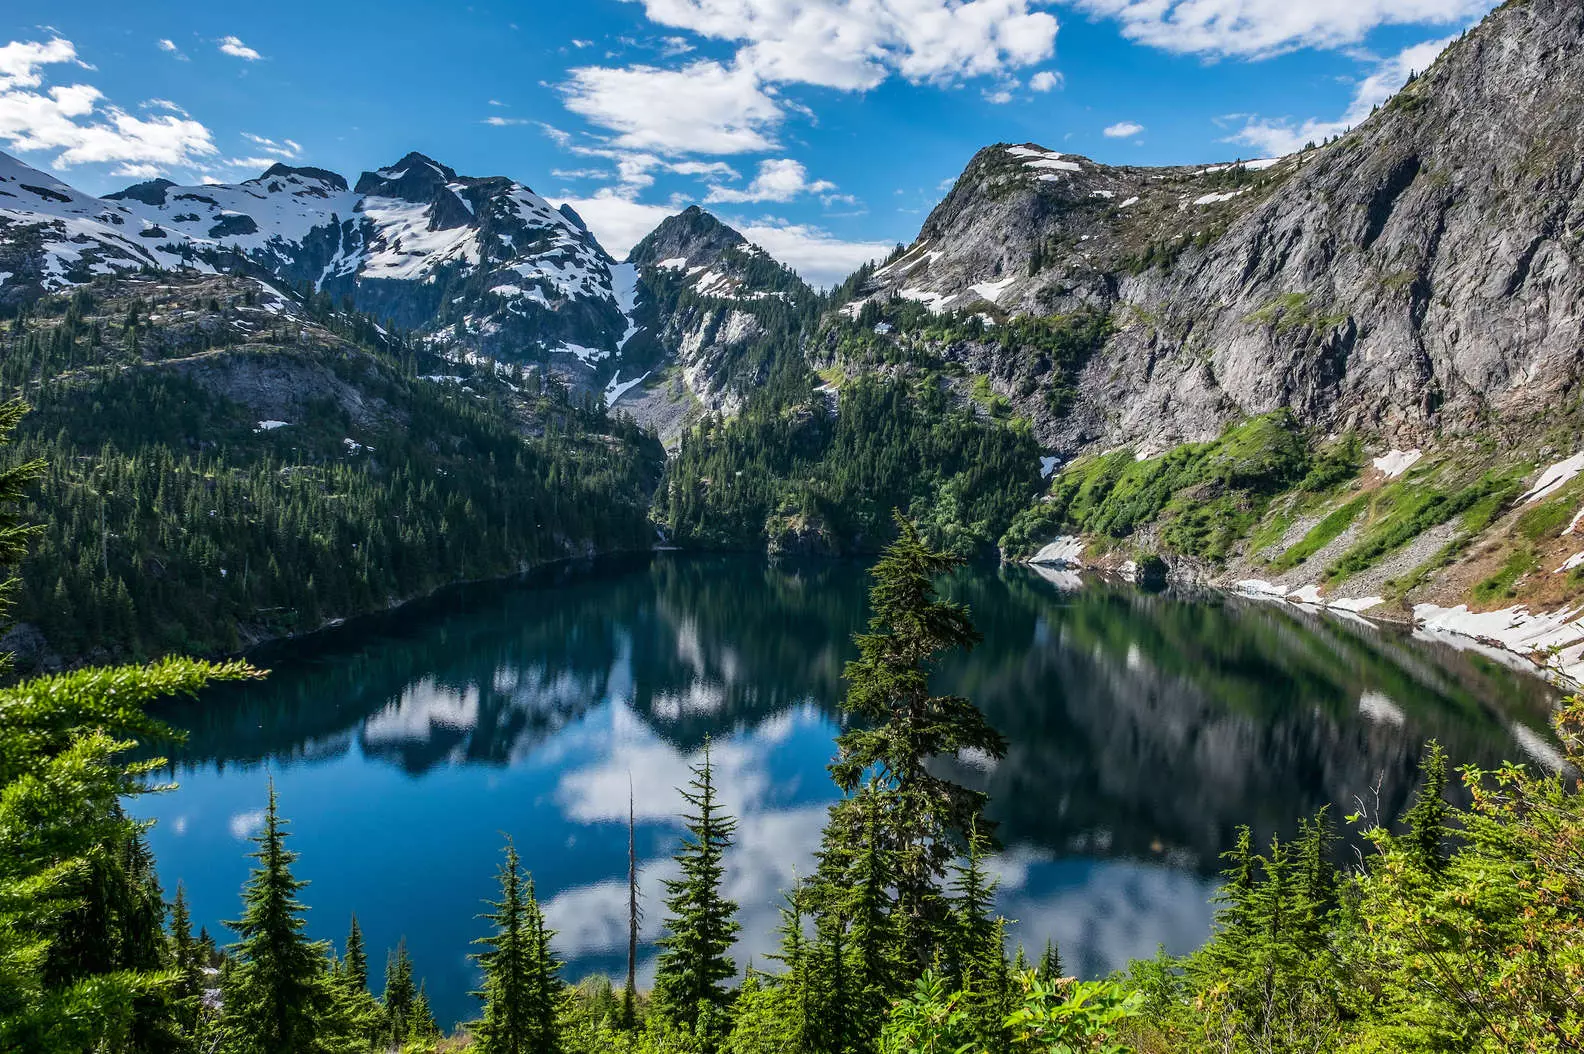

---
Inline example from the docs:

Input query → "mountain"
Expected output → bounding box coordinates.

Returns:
[616,206,819,445]
[658,0,1584,682]
[0,151,193,286]
[852,0,1583,458]
[0,151,649,385]
[0,151,817,424]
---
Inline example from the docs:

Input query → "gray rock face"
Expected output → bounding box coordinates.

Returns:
[854,0,1584,458]
[615,207,816,444]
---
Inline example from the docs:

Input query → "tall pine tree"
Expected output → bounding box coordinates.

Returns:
[653,738,741,1049]
[221,781,337,1053]
[821,514,1007,976]
[472,840,562,1054]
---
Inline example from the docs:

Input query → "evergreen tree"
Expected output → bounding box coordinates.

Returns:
[0,398,257,1052]
[170,883,205,1035]
[383,939,416,1044]
[622,782,641,1030]
[1401,742,1452,875]
[221,781,337,1053]
[472,840,562,1054]
[1036,940,1063,984]
[822,515,1008,975]
[332,916,381,1052]
[407,983,438,1046]
[343,916,368,995]
[653,738,741,1048]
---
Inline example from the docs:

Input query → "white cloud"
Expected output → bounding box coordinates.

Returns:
[142,98,188,116]
[241,132,300,158]
[551,189,680,259]
[1104,120,1144,138]
[0,38,217,170]
[222,156,285,170]
[0,38,80,88]
[627,0,1059,91]
[112,162,163,179]
[156,38,187,60]
[734,220,890,288]
[983,88,1014,104]
[1228,36,1453,155]
[217,36,262,61]
[485,115,531,126]
[705,157,834,203]
[561,60,782,154]
[670,159,740,179]
[1029,69,1061,91]
[1072,0,1490,59]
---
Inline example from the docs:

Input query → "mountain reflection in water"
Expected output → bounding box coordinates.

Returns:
[136,554,1559,1030]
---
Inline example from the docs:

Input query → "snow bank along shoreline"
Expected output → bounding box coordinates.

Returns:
[1027,536,1584,689]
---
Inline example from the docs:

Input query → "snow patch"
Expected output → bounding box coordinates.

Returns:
[1030,536,1085,567]
[604,369,650,408]
[1191,190,1247,206]
[968,275,1016,304]
[1413,601,1584,686]
[1520,452,1584,504]
[1372,449,1422,478]
[1558,552,1584,574]
[1040,456,1059,479]
[1119,196,1140,208]
[555,342,609,368]
[254,420,289,431]
[898,287,953,314]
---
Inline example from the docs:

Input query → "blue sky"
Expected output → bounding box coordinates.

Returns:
[1,0,1497,285]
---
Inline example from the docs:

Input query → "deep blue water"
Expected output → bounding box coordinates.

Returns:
[132,554,1559,1030]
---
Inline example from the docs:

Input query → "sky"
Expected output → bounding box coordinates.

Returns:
[0,0,1499,286]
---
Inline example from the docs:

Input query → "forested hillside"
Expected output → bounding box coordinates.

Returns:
[0,273,662,663]
[4,446,1580,1050]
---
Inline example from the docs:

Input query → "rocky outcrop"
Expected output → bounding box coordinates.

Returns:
[851,0,1584,460]
[615,207,817,445]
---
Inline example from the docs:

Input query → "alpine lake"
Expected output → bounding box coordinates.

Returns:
[131,554,1564,1030]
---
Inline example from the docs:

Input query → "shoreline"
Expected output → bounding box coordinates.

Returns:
[1025,537,1583,691]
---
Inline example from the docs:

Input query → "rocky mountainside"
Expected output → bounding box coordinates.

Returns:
[663,0,1584,682]
[853,0,1583,458]
[1,151,641,384]
[615,206,818,445]
[0,151,810,418]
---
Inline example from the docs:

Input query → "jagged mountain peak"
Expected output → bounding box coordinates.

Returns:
[352,151,460,199]
[627,205,746,270]
[258,163,349,192]
[103,177,177,206]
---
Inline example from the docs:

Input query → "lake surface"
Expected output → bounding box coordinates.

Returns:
[133,554,1561,1030]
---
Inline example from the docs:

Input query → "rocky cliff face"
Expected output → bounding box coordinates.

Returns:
[615,206,817,445]
[853,0,1584,460]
